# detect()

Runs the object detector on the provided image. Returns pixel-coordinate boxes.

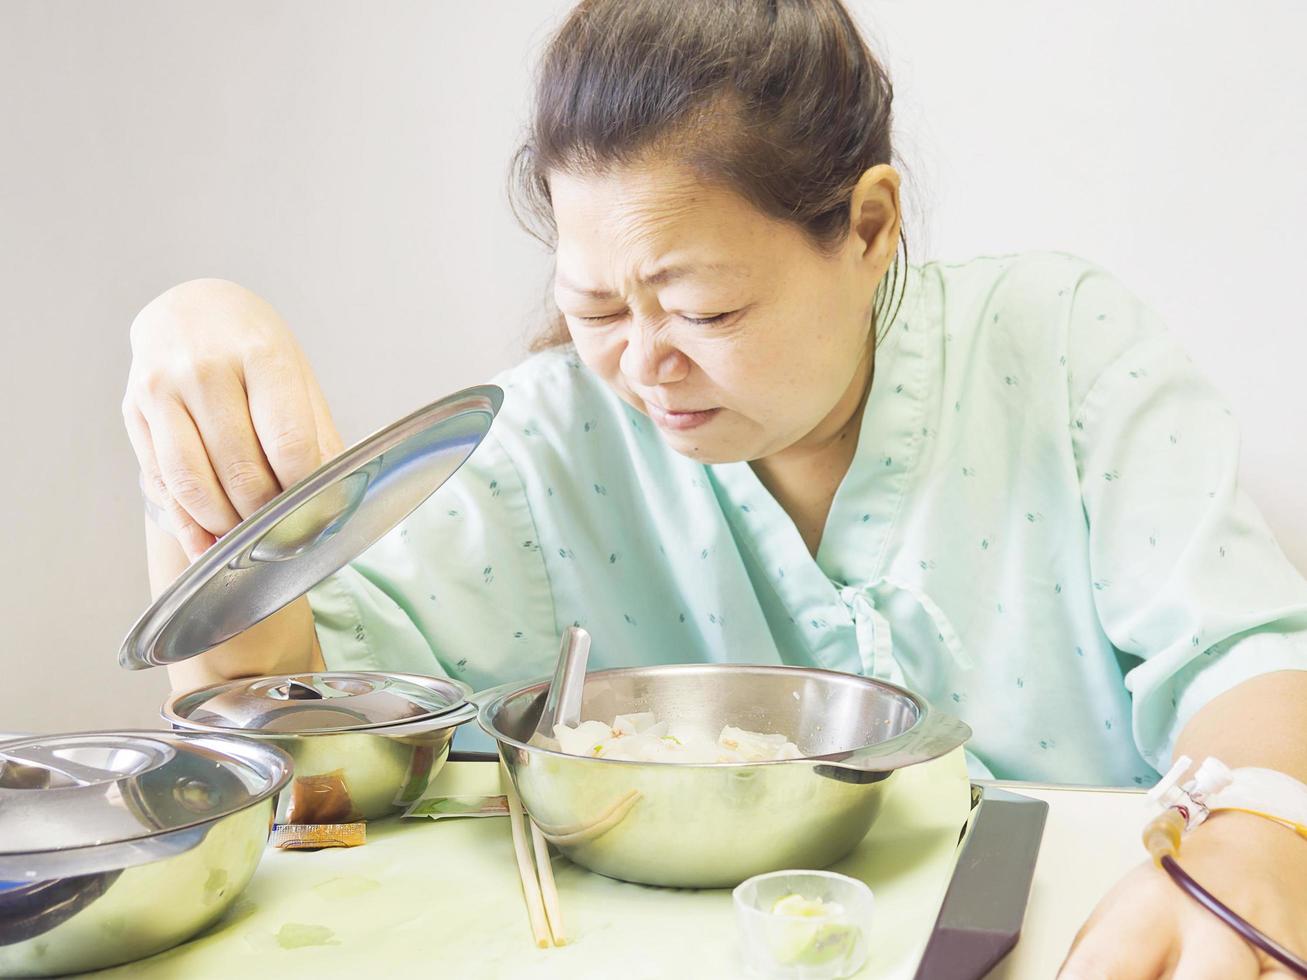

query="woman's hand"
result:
[123,278,343,560]
[1059,811,1307,979]
[124,279,337,689]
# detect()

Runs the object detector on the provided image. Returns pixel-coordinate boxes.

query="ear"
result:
[848,165,901,273]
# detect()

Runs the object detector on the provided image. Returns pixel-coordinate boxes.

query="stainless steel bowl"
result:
[478,664,970,888]
[0,730,290,977]
[164,671,478,822]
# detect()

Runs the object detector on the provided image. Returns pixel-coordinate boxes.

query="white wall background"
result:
[1,1,1302,735]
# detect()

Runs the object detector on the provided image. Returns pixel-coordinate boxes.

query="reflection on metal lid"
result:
[0,731,290,857]
[168,671,471,733]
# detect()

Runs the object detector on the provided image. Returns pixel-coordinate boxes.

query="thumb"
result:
[1058,888,1174,979]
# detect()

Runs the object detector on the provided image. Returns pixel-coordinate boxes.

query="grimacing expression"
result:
[549,164,896,465]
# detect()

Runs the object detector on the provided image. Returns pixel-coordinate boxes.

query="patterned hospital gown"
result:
[307,252,1307,782]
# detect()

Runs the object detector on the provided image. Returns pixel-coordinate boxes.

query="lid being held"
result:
[119,385,502,670]
[166,671,471,734]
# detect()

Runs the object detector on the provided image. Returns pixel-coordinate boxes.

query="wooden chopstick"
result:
[530,821,566,945]
[500,761,565,947]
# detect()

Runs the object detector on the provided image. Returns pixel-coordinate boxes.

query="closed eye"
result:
[568,310,738,325]
[680,312,732,325]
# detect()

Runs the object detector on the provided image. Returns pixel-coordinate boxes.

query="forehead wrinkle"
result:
[607,196,695,273]
[609,198,757,301]
[553,167,760,300]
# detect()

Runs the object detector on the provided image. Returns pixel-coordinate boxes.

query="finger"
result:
[1168,925,1259,979]
[138,394,242,538]
[300,351,344,461]
[243,346,321,489]
[1256,938,1307,979]
[123,402,217,560]
[1060,901,1174,980]
[179,363,281,519]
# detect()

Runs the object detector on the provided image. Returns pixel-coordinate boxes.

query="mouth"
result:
[644,403,722,432]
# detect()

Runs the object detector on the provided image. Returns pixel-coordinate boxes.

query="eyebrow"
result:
[555,262,746,300]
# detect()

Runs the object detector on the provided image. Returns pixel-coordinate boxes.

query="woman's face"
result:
[550,162,900,465]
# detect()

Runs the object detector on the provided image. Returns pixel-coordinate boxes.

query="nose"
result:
[618,318,690,388]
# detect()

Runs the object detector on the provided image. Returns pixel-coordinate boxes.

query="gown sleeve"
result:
[1066,266,1307,771]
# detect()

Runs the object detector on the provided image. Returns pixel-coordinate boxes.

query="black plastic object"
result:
[913,784,1049,980]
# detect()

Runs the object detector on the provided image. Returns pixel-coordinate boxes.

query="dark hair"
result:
[511,0,907,350]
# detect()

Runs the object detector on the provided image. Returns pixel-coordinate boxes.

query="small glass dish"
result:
[733,869,873,979]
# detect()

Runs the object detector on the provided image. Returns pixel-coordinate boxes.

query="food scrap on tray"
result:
[553,712,802,763]
[404,795,511,820]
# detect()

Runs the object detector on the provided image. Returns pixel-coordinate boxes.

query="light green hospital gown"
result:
[307,252,1307,783]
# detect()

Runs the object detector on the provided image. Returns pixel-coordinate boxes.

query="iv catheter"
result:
[1144,756,1307,977]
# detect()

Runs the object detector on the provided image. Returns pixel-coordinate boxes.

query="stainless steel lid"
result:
[164,671,472,734]
[119,385,503,669]
[0,731,291,858]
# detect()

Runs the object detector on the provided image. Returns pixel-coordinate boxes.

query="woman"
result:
[124,1,1307,975]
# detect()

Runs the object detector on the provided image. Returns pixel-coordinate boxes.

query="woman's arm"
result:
[1173,668,1307,779]
[1059,670,1307,978]
[1056,265,1307,976]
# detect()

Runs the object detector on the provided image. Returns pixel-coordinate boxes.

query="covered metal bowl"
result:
[0,730,290,977]
[479,664,970,888]
[163,670,477,822]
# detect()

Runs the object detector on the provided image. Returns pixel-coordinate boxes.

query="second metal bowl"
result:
[478,664,970,888]
[164,671,478,822]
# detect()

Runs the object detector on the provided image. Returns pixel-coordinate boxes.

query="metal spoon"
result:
[533,626,591,741]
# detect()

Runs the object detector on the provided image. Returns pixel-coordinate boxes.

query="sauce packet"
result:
[283,769,359,824]
[271,821,367,850]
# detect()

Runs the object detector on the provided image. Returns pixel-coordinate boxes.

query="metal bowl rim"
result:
[162,671,475,736]
[0,729,293,859]
[476,662,930,769]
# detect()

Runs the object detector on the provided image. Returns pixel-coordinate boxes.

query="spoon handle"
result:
[534,626,592,739]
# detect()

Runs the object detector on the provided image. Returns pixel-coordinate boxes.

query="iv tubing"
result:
[1160,857,1307,977]
[1144,808,1307,977]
